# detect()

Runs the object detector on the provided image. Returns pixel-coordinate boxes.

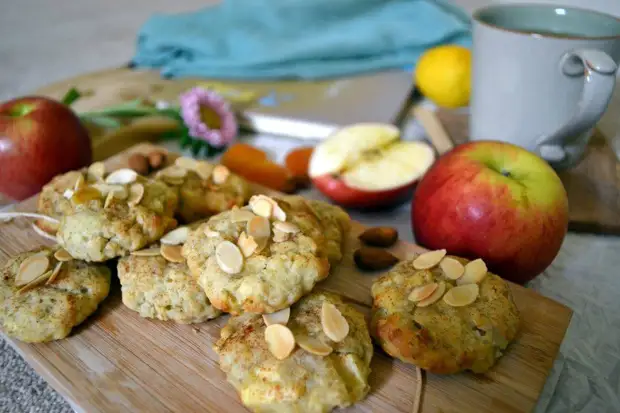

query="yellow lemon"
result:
[414,45,471,108]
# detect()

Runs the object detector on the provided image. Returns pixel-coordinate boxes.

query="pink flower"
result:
[179,87,238,148]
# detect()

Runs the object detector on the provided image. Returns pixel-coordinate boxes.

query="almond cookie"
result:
[0,246,111,343]
[182,195,330,315]
[155,159,252,223]
[371,254,520,374]
[215,292,372,413]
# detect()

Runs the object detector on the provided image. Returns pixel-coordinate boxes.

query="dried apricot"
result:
[285,147,313,186]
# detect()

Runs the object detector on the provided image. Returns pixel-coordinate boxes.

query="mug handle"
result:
[535,49,617,162]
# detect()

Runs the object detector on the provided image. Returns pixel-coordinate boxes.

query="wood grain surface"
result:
[437,110,620,235]
[0,143,572,413]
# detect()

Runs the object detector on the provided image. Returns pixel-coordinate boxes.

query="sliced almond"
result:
[262,307,290,326]
[457,259,488,285]
[205,228,220,238]
[131,247,161,257]
[103,191,116,209]
[160,226,189,245]
[16,255,50,286]
[408,283,439,303]
[272,204,287,222]
[440,257,465,280]
[127,183,145,207]
[87,162,106,181]
[296,335,333,356]
[74,174,85,191]
[272,230,290,243]
[413,249,447,270]
[251,199,273,218]
[175,156,198,170]
[215,241,244,274]
[163,166,188,179]
[273,221,299,234]
[321,302,349,342]
[237,232,258,257]
[264,324,295,360]
[46,262,64,285]
[161,244,184,263]
[230,208,255,223]
[72,187,103,205]
[55,171,83,190]
[443,284,479,307]
[416,282,446,307]
[105,168,138,185]
[54,248,73,262]
[195,162,213,180]
[212,165,230,185]
[247,216,271,239]
[254,236,269,254]
[17,270,52,295]
[63,189,74,199]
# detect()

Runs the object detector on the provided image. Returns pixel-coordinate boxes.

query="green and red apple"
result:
[309,123,435,208]
[0,96,91,201]
[412,140,569,284]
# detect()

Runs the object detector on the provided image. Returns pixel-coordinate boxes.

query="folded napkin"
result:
[132,0,471,80]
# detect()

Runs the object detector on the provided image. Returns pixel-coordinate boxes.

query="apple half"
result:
[309,123,435,208]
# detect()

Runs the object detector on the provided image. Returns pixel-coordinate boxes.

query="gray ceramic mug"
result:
[470,4,620,169]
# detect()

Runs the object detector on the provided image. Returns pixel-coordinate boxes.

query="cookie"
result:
[182,195,330,314]
[0,247,111,343]
[155,158,252,223]
[55,169,178,262]
[118,247,221,324]
[371,254,520,374]
[215,292,373,412]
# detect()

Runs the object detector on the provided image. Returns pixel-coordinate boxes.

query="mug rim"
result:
[473,3,620,40]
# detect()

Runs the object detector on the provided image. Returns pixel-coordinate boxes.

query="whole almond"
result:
[359,227,398,247]
[353,247,398,271]
[147,150,167,170]
[128,153,150,175]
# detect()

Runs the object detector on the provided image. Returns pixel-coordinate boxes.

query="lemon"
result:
[414,45,471,108]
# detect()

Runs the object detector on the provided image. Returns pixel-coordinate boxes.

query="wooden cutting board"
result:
[437,110,620,235]
[1,143,571,413]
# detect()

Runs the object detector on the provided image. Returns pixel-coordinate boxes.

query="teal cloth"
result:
[132,0,471,80]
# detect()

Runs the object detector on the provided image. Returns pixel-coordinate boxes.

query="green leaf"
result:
[62,88,82,106]
[80,115,123,130]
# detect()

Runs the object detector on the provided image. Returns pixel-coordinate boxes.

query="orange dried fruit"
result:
[285,147,314,185]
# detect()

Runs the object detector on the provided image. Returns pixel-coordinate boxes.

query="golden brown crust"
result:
[371,256,520,374]
[215,292,373,412]
[182,197,330,315]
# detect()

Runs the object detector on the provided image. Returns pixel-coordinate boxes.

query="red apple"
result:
[412,140,569,284]
[309,123,435,209]
[0,96,91,200]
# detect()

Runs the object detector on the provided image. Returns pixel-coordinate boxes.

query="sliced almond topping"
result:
[413,249,447,270]
[272,204,287,222]
[264,324,295,360]
[17,270,52,295]
[74,174,85,191]
[215,241,244,274]
[255,236,269,253]
[296,335,333,356]
[273,221,299,234]
[160,226,189,245]
[46,262,64,285]
[54,248,73,262]
[272,230,290,243]
[457,259,488,285]
[72,187,103,205]
[443,284,479,307]
[16,255,50,286]
[416,282,446,307]
[63,189,74,199]
[262,307,290,326]
[105,168,138,185]
[212,165,230,185]
[408,283,439,303]
[163,166,188,179]
[251,199,273,218]
[87,162,106,181]
[131,247,161,257]
[247,216,271,239]
[440,257,465,280]
[103,191,115,209]
[230,208,256,223]
[321,302,349,342]
[174,156,198,170]
[127,183,145,206]
[195,162,213,180]
[204,228,220,238]
[160,244,184,263]
[237,232,258,257]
